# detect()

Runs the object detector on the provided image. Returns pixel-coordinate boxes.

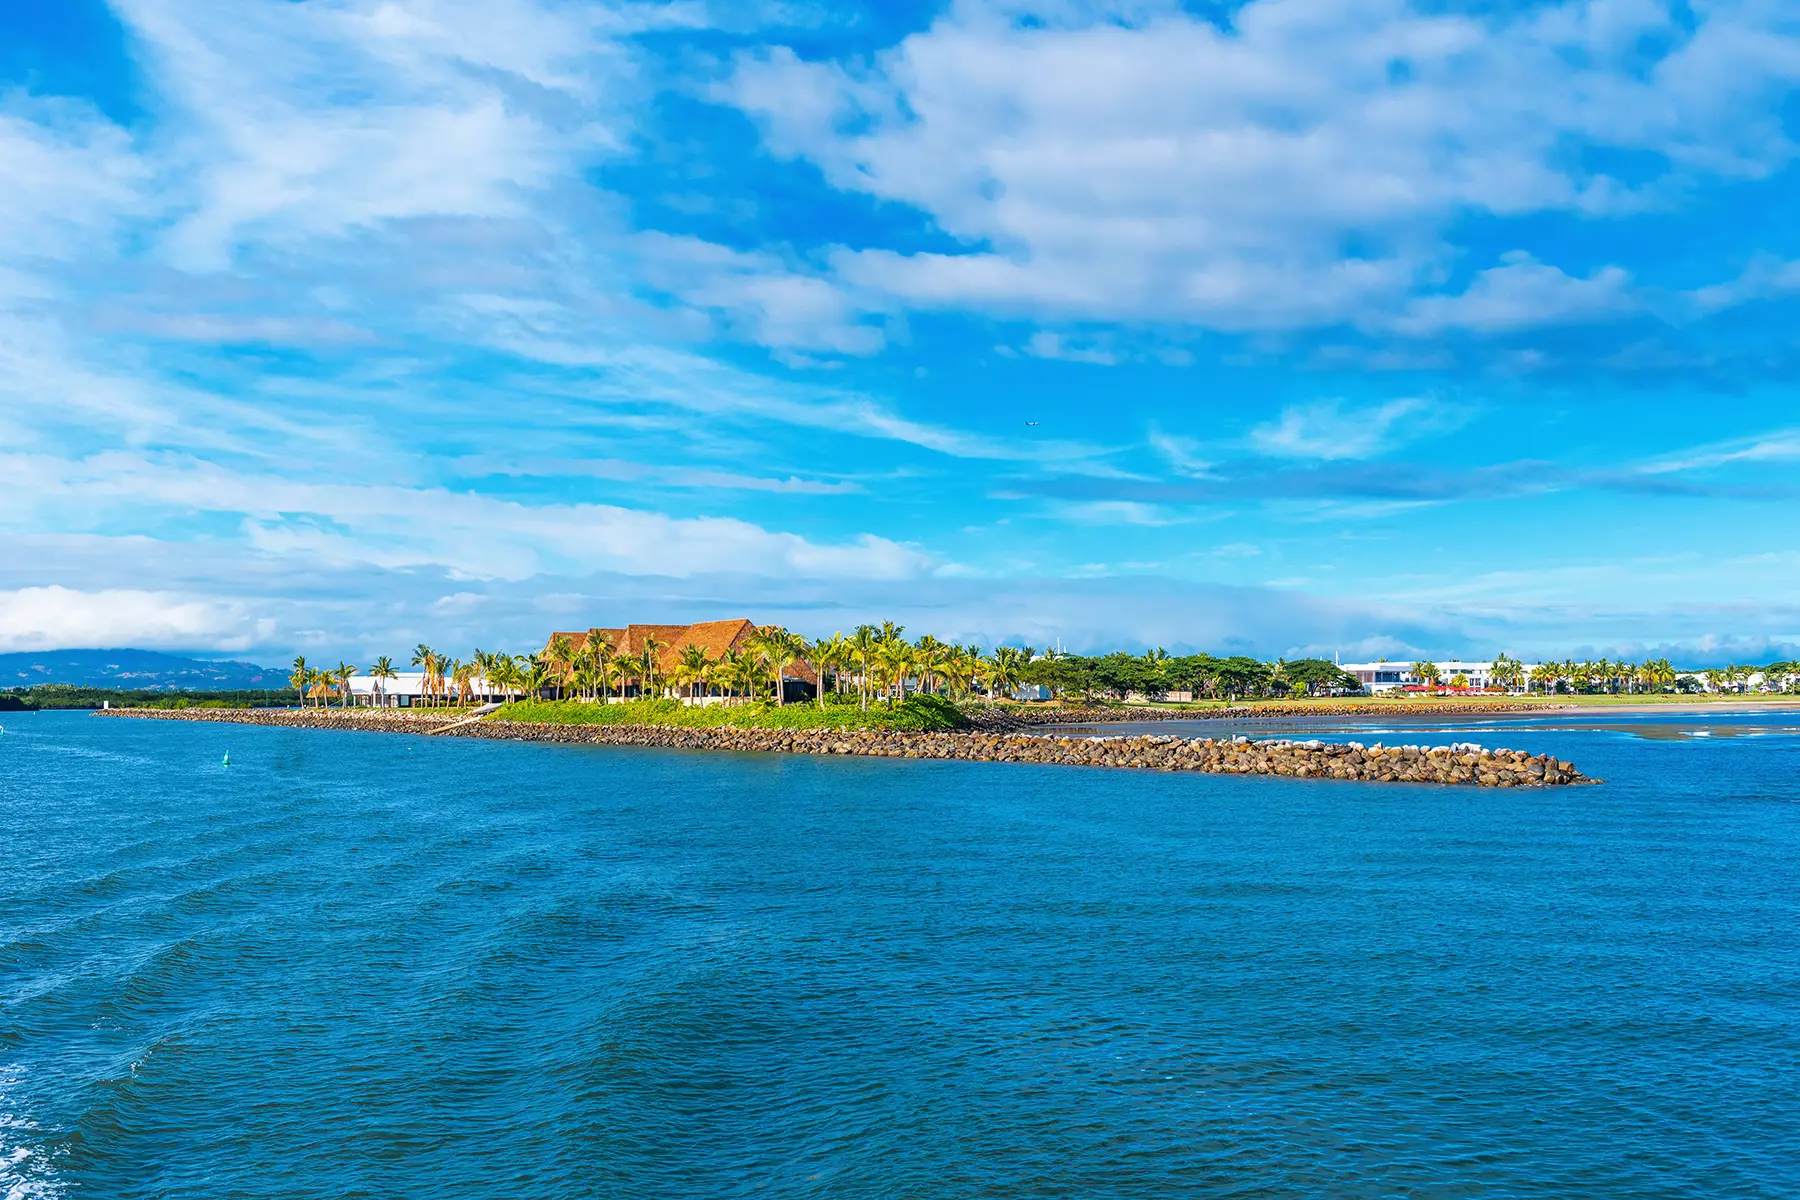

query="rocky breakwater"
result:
[973,701,1565,729]
[456,723,1595,787]
[98,707,466,732]
[95,709,1594,786]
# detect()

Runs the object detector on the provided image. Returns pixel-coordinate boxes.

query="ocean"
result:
[3,709,1797,1197]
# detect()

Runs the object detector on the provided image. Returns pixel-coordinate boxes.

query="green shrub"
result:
[493,694,967,733]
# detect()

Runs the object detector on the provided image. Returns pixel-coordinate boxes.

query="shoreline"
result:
[93,707,1595,787]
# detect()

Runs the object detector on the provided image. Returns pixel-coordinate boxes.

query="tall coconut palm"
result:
[518,654,551,699]
[334,661,357,708]
[849,624,879,710]
[808,632,851,706]
[1411,661,1439,692]
[489,654,521,702]
[411,644,436,706]
[914,636,954,696]
[584,630,617,702]
[546,634,575,700]
[984,646,1026,704]
[290,655,310,707]
[635,635,668,700]
[670,643,714,702]
[473,649,502,702]
[369,656,396,707]
[941,646,977,701]
[749,626,803,706]
[875,636,913,707]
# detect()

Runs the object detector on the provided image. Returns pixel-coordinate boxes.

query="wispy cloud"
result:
[1249,397,1459,461]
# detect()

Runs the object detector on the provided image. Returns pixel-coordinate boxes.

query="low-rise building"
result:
[541,619,819,702]
[346,671,498,706]
[1339,660,1531,693]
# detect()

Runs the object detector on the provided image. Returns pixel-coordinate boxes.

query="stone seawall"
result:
[977,701,1567,727]
[97,708,1594,786]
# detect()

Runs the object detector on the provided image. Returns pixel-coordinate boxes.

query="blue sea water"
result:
[2,709,1798,1198]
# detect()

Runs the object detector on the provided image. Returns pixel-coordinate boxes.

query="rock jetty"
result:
[974,700,1566,728]
[96,708,1594,786]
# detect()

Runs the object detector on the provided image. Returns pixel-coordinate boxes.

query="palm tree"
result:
[368,655,396,707]
[748,626,804,706]
[450,659,476,705]
[636,635,668,700]
[290,655,310,708]
[411,644,436,706]
[983,645,1026,704]
[875,636,913,707]
[1411,661,1440,692]
[916,636,956,696]
[670,643,715,702]
[849,624,879,710]
[942,645,977,701]
[810,632,852,706]
[546,634,574,701]
[584,630,617,703]
[488,654,521,702]
[334,661,357,708]
[518,654,551,699]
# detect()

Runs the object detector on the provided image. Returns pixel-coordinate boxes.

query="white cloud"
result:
[0,585,272,651]
[631,232,887,355]
[4,452,933,583]
[1023,331,1117,365]
[726,0,1800,330]
[1249,396,1449,460]
[0,97,149,261]
[112,0,640,270]
[1632,427,1800,475]
[1396,253,1639,334]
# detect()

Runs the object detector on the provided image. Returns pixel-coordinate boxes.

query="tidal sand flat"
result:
[4,710,1798,1198]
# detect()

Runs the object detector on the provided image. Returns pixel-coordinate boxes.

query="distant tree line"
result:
[0,684,301,710]
[1015,651,1361,702]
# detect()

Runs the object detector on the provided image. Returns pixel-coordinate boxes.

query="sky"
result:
[3,0,1799,663]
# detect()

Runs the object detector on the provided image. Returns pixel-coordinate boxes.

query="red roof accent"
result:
[541,620,817,684]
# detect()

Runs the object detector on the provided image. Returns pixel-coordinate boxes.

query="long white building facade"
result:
[1339,661,1526,693]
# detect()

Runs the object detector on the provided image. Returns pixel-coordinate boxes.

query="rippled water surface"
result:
[3,710,1798,1198]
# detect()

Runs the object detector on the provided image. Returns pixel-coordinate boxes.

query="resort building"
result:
[1339,661,1529,693]
[541,619,820,703]
[345,671,498,707]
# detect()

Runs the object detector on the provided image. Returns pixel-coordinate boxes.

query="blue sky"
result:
[3,0,1799,662]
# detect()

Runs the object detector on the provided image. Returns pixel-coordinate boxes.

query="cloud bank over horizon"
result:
[3,0,1799,662]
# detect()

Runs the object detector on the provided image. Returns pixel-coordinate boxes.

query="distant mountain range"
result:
[0,649,286,691]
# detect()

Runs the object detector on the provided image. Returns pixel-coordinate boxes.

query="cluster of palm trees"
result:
[287,623,1040,710]
[287,656,361,707]
[289,633,1800,712]
[1406,655,1792,695]
[540,622,1014,709]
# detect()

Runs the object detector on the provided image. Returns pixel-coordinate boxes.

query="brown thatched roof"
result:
[542,619,816,682]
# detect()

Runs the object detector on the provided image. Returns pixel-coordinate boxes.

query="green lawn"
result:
[490,695,968,732]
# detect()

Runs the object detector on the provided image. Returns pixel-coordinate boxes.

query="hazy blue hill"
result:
[0,649,283,690]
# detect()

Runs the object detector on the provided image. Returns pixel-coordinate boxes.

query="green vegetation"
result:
[307,622,1800,715]
[1015,652,1361,702]
[495,694,967,732]
[1,685,300,710]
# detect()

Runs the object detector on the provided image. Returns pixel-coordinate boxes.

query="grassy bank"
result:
[494,695,969,732]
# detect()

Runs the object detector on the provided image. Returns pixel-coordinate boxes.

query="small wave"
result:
[0,1067,65,1200]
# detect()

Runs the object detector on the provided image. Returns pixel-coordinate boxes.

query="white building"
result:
[1339,661,1531,694]
[346,671,500,706]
